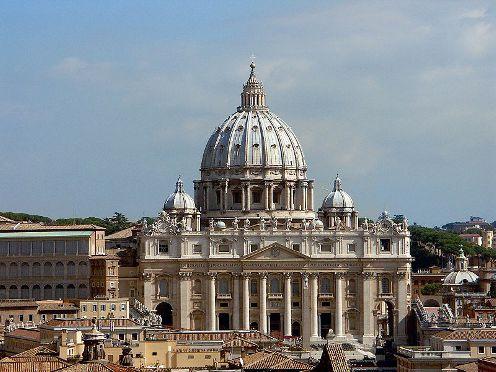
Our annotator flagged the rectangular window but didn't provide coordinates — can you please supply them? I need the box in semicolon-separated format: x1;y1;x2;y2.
158;241;169;254
380;239;391;252
110;282;114;288
55;240;65;255
193;244;202;254
43;241;55;255
220;302;228;308
111;304;116;311
118;333;125;340
0;241;8;256
250;302;258;308
492;346;496;354
347;243;356;253
188;355;194;360
218;244;230;253
101;305;106;311
152;352;157;356
121;303;126;311
32;241;42;256
252;190;262;204
273;191;281;204
250;280;258;294
19;315;23;322
292;301;300;307
232;190;242;204
322;301;331;307
250;244;259;252
292;244;300;252
132;333;138;340
216;190;221;206
93;305;97;312
321;244;332;252
28;314;33;322
479;346;485;354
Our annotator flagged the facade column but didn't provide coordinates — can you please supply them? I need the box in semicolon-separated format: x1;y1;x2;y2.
284;183;290;210
308;181;314;211
179;272;191;329
206;182;212;211
395;270;409;345
241;183;246;211
232;274;240;329
259;273;267;334
246;183;251;211
142;272;153;309
310;273;319;339
302;182;308;211
335;272;345;338
242;273;250;330
208;273;217;331
222;180;228;211
301;273;311;348
361;272;376;347
268;183;274;210
284;273;292;337
264;182;270;210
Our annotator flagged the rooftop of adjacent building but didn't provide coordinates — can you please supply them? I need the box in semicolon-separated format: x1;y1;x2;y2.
0;222;105;231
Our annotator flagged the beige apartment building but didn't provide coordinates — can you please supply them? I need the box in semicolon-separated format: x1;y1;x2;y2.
0;222;106;300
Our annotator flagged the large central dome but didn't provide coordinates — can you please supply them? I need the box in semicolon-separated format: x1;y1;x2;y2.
194;63;315;223
200;62;307;180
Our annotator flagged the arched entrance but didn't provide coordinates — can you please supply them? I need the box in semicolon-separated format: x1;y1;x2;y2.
291;321;301;337
156;302;173;327
321;313;332;338
377;301;394;338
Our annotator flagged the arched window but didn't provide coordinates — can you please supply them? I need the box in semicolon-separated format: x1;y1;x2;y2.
44;262;53;276
320;277;332;294
55;284;64;299
43;285;52;300
9;285;18;299
21;285;29;299
348;279;356;294
32;262;41;276
32;285;41;300
270;277;281;293
78;261;88;277
250;322;259;330
0;263;6;278
0;286;6;299
159;279;169;297
78;284;88;298
67;284;76;298
21;262;29;276
67;261;76;276
9;263;18;278
381;277;391;294
218;278;230;295
56;262;64;275
192;279;202;295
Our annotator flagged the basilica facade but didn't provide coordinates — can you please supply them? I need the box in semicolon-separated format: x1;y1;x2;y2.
138;63;412;348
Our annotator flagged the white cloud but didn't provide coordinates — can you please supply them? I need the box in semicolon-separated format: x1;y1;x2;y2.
461;22;496;57
459;8;487;20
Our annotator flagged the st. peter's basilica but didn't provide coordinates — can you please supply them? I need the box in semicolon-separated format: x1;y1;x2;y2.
138;63;411;348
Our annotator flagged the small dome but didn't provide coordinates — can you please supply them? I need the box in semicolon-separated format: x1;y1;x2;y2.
443;248;479;285
163;177;196;212
443;271;479;285
215;220;226;230
322;175;354;211
315;220;324;229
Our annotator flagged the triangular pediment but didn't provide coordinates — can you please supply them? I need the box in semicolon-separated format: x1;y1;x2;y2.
242;242;309;261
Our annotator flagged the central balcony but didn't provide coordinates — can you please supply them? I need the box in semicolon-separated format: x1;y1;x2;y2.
268;293;283;300
217;293;232;300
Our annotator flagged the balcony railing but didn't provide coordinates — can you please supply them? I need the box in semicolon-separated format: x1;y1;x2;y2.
318;293;334;299
268;293;283;299
217;293;232;299
397;346;471;360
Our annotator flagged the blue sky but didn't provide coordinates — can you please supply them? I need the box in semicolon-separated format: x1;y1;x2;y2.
1;1;495;226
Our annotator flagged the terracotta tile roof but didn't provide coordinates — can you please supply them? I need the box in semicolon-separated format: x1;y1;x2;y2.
0;215;15;223
312;343;350;372
53;361;136;371
456;361;478;372
223;337;259;349
434;328;496;340
6;328;40;342
0;223;104;231
0;299;38;309
106;227;135;240
231;351;312;371
0;345;69;372
479;358;496;367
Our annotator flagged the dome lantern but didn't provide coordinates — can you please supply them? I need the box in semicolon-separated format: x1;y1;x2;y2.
239;62;267;111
